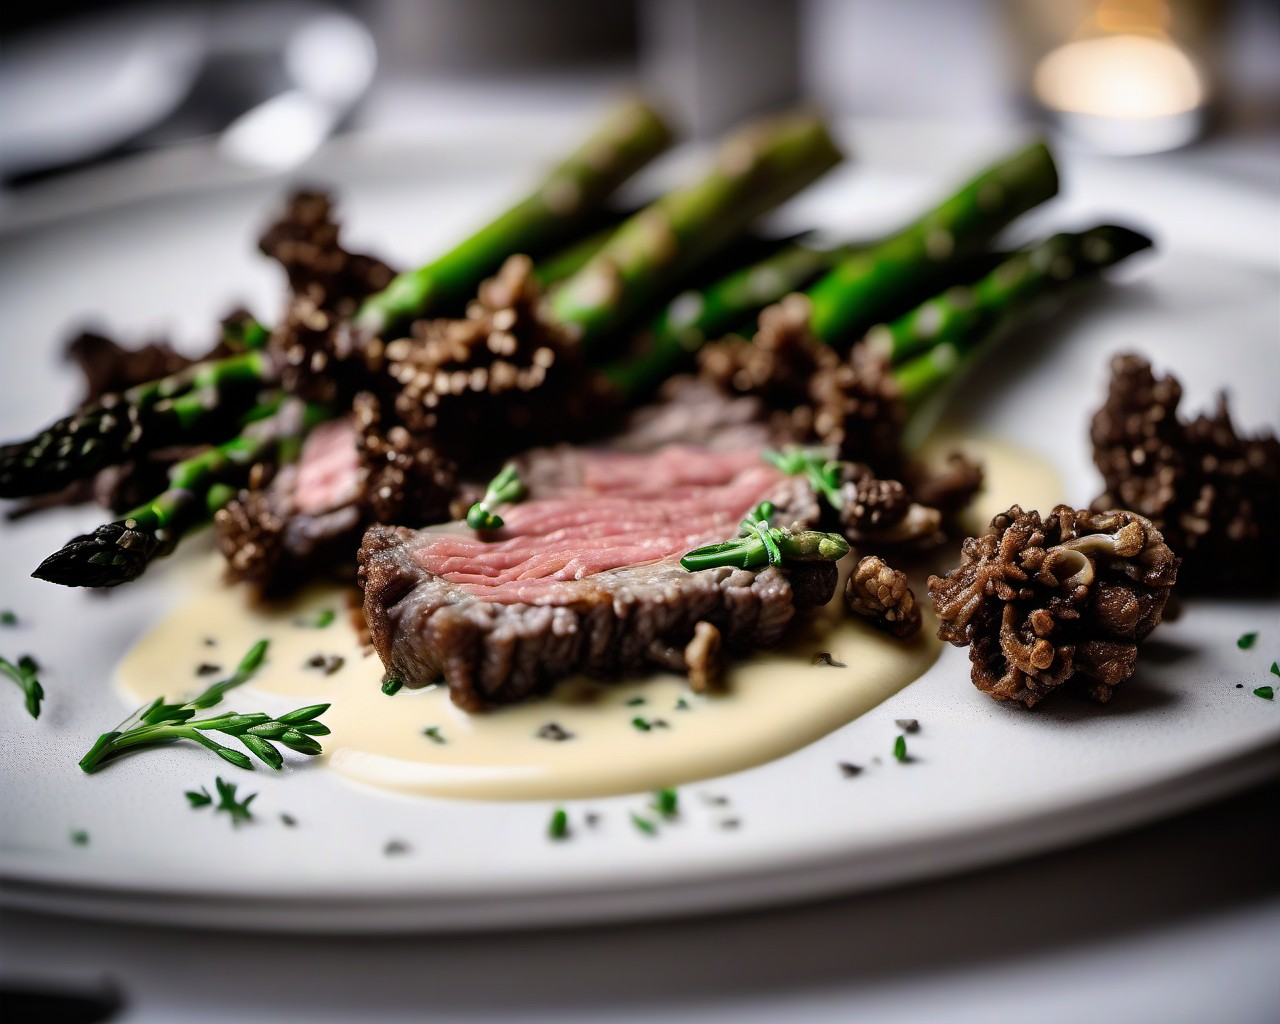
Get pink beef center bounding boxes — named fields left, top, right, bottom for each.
left=293, top=418, right=362, bottom=516
left=414, top=447, right=781, bottom=605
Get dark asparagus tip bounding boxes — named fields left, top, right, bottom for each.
left=32, top=521, right=163, bottom=588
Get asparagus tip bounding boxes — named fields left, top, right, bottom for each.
left=32, top=522, right=161, bottom=589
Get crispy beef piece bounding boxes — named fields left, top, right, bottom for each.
left=1091, top=353, right=1280, bottom=592
left=697, top=294, right=906, bottom=473
left=359, top=447, right=828, bottom=710
left=929, top=505, right=1178, bottom=707
left=261, top=190, right=396, bottom=404
left=845, top=555, right=921, bottom=638
left=215, top=417, right=364, bottom=594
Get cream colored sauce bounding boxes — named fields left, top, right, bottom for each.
left=115, top=433, right=1060, bottom=802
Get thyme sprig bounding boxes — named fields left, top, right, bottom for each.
left=466, top=463, right=525, bottom=531
left=1, top=654, right=44, bottom=718
left=79, top=640, right=331, bottom=773
left=681, top=500, right=849, bottom=572
left=764, top=447, right=844, bottom=509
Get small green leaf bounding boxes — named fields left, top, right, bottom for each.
left=893, top=734, right=909, bottom=762
left=1270, top=662, right=1278, bottom=678
left=69, top=830, right=89, bottom=846
left=298, top=608, right=336, bottom=629
left=1238, top=632, right=1258, bottom=650
left=186, top=787, right=213, bottom=808
left=631, top=717, right=652, bottom=732
left=630, top=812, right=657, bottom=836
left=653, top=788, right=678, bottom=819
left=422, top=726, right=447, bottom=745
left=626, top=696, right=646, bottom=706
left=548, top=808, right=569, bottom=840
left=1254, top=685, right=1275, bottom=701
left=0, top=610, right=17, bottom=625
left=382, top=676, right=403, bottom=696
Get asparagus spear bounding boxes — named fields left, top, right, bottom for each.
left=806, top=141, right=1059, bottom=343
left=599, top=141, right=1058, bottom=400
left=890, top=225, right=1154, bottom=408
left=0, top=351, right=271, bottom=499
left=32, top=398, right=330, bottom=588
left=549, top=111, right=843, bottom=351
left=356, top=100, right=673, bottom=337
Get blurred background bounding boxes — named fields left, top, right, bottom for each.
left=2, top=0, right=1277, bottom=196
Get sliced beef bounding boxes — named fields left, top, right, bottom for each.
left=359, top=445, right=828, bottom=710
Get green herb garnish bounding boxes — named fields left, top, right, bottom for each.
left=79, top=640, right=330, bottom=773
left=187, top=777, right=256, bottom=825
left=422, top=726, right=447, bottom=744
left=548, top=808, right=569, bottom=840
left=674, top=697, right=691, bottom=711
left=298, top=608, right=336, bottom=629
left=466, top=463, right=525, bottom=531
left=1, top=654, right=43, bottom=719
left=893, top=734, right=909, bottom=762
left=653, top=788, right=679, bottom=819
left=0, top=610, right=17, bottom=625
left=1238, top=632, right=1258, bottom=650
left=626, top=696, right=647, bottom=706
left=1254, top=685, right=1275, bottom=701
left=763, top=447, right=845, bottom=509
left=681, top=500, right=849, bottom=572
left=1271, top=662, right=1279, bottom=678
left=381, top=676, right=403, bottom=696
left=631, top=717, right=652, bottom=732
left=630, top=812, right=657, bottom=837
left=70, top=830, right=89, bottom=846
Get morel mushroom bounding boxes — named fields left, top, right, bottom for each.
left=929, top=505, right=1178, bottom=707
left=1091, top=353, right=1280, bottom=592
left=846, top=555, right=922, bottom=638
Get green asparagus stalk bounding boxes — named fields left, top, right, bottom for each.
left=356, top=100, right=673, bottom=336
left=549, top=111, right=844, bottom=351
left=32, top=398, right=330, bottom=588
left=890, top=225, right=1154, bottom=409
left=806, top=141, right=1059, bottom=343
left=0, top=350, right=271, bottom=499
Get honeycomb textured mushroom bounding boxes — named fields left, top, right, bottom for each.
left=929, top=505, right=1178, bottom=707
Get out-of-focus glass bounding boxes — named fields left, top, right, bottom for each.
left=1007, top=0, right=1223, bottom=154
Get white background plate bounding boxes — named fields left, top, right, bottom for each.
left=1, top=121, right=1277, bottom=931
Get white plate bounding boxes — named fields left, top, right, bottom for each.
left=1, top=122, right=1277, bottom=932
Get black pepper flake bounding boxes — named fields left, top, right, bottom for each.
left=812, top=652, right=846, bottom=668
left=585, top=812, right=601, bottom=828
left=650, top=718, right=670, bottom=729
left=383, top=840, right=410, bottom=856
left=838, top=761, right=862, bottom=778
left=1238, top=632, right=1259, bottom=650
left=536, top=722, right=574, bottom=742
left=280, top=813, right=298, bottom=827
left=1236, top=683, right=1244, bottom=689
left=894, top=718, right=920, bottom=733
left=203, top=637, right=217, bottom=646
left=306, top=654, right=326, bottom=668
left=719, top=818, right=741, bottom=830
left=700, top=792, right=730, bottom=807
left=195, top=663, right=222, bottom=676
left=305, top=654, right=345, bottom=675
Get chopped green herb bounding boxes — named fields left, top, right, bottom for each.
left=79, top=640, right=330, bottom=773
left=381, top=676, right=403, bottom=696
left=674, top=697, right=691, bottom=711
left=653, top=788, right=679, bottom=819
left=1238, top=632, right=1258, bottom=650
left=280, top=813, right=298, bottom=827
left=70, top=830, right=89, bottom=846
left=1270, top=662, right=1279, bottom=678
left=626, top=696, right=647, bottom=706
left=893, top=734, right=909, bottom=762
left=548, top=807, right=569, bottom=840
left=1, top=654, right=44, bottom=719
left=185, top=787, right=213, bottom=808
left=312, top=609, right=336, bottom=629
left=1254, top=685, right=1275, bottom=701
left=630, top=812, right=657, bottom=837
left=0, top=610, right=17, bottom=625
left=422, top=725, right=447, bottom=744
left=186, top=777, right=257, bottom=826
left=631, top=716, right=652, bottom=732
